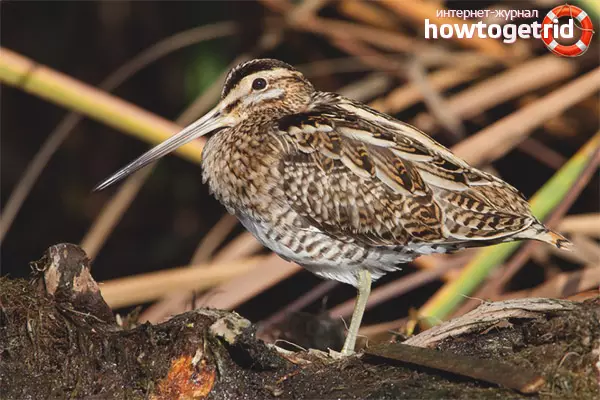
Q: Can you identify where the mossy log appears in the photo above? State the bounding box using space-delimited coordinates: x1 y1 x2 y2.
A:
1 244 598 399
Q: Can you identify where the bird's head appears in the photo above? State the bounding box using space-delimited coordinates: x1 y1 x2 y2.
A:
220 58 314 119
94 59 313 191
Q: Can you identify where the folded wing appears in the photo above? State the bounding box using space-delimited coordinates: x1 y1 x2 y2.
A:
277 93 542 251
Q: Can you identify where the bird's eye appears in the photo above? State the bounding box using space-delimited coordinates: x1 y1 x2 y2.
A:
252 78 267 91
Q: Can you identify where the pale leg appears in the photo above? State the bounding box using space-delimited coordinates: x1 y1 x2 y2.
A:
341 270 372 355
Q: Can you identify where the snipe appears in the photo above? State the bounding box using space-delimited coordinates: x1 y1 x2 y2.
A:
96 59 571 355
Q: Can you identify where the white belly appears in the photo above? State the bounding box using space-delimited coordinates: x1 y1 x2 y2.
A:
235 212 416 287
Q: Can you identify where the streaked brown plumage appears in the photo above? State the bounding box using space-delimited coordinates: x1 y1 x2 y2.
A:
96 59 571 355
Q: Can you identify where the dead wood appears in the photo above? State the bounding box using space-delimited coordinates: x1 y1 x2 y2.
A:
0 244 598 399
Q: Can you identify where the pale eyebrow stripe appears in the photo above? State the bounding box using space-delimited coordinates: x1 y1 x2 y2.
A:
223 74 306 113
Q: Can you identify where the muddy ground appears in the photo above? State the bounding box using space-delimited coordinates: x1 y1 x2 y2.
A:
1 244 598 399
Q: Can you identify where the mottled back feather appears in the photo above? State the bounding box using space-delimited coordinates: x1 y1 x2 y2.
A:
277 92 548 250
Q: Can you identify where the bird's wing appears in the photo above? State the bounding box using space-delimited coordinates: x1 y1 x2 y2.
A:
276 93 539 249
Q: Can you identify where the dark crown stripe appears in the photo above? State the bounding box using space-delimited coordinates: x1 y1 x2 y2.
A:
221 59 296 98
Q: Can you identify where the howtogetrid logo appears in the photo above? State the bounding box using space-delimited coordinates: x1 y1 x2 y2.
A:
542 4 594 57
424 3 595 57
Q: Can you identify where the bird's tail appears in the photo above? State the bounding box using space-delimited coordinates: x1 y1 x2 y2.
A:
521 226 573 251
538 229 573 251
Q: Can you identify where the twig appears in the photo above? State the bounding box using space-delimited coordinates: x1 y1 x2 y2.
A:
369 62 491 114
285 0 329 24
452 67 600 166
259 0 292 13
141 253 300 323
559 213 600 238
412 251 474 281
297 56 394 77
405 59 465 141
545 242 599 265
0 48 199 162
359 318 408 339
310 17 416 54
331 37 405 76
192 254 301 312
189 214 239 264
138 231 263 323
517 137 567 170
378 0 509 59
81 167 156 258
337 73 393 102
0 45 208 241
498 265 600 300
405 298 576 348
569 235 600 263
337 0 398 30
210 232 264 263
259 0 417 54
98 22 237 90
99 256 265 309
299 51 491 76
413 55 576 134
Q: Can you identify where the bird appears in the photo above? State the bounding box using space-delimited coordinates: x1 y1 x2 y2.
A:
95 59 572 355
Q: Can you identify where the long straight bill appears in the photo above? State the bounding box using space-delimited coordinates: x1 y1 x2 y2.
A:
94 105 228 191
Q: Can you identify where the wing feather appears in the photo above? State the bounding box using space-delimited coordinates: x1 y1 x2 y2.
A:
277 93 538 249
